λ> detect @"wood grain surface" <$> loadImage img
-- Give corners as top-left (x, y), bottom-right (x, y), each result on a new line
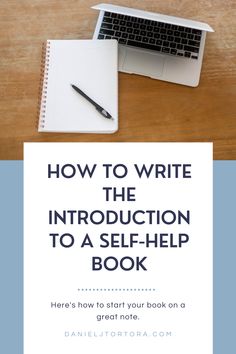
top-left (0, 0), bottom-right (235, 159)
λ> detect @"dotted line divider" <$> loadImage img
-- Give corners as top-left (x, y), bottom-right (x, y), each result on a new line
top-left (77, 288), bottom-right (157, 291)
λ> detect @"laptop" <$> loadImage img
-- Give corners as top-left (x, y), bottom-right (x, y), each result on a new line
top-left (92, 3), bottom-right (214, 87)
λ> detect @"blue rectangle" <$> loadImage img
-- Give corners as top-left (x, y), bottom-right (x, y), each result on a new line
top-left (0, 162), bottom-right (23, 353)
top-left (0, 161), bottom-right (235, 353)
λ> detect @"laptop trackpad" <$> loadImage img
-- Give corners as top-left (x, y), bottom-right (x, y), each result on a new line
top-left (121, 47), bottom-right (165, 77)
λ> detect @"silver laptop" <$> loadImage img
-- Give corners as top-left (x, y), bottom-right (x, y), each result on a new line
top-left (92, 3), bottom-right (214, 87)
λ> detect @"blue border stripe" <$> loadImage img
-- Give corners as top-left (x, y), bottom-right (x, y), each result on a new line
top-left (214, 161), bottom-right (236, 354)
top-left (0, 161), bottom-right (23, 354)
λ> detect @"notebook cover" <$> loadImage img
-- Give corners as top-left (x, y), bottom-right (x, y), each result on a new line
top-left (38, 40), bottom-right (118, 133)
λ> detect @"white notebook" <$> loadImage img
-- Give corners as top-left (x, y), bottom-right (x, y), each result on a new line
top-left (38, 40), bottom-right (118, 133)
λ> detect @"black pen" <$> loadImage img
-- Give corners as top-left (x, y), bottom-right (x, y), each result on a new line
top-left (71, 84), bottom-right (113, 120)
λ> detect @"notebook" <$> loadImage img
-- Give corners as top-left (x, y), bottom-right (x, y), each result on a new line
top-left (38, 40), bottom-right (118, 133)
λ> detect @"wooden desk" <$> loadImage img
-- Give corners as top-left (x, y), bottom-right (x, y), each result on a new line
top-left (0, 0), bottom-right (235, 160)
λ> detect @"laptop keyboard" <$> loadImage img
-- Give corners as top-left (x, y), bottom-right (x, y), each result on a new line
top-left (97, 12), bottom-right (202, 60)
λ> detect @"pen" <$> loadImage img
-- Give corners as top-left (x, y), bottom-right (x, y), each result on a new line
top-left (71, 84), bottom-right (113, 120)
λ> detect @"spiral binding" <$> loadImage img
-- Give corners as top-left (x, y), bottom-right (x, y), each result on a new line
top-left (38, 40), bottom-right (51, 130)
